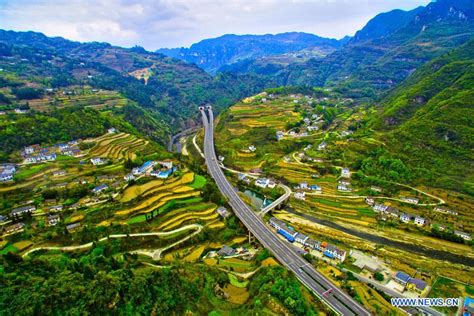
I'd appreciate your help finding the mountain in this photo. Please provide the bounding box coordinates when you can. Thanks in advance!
[373,38,474,194]
[0,29,271,153]
[283,0,474,97]
[157,32,343,73]
[219,0,474,100]
[349,7,423,44]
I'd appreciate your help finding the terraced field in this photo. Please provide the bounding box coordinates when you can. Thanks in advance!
[120,173,223,230]
[87,132,149,160]
[27,90,128,112]
[215,96,306,171]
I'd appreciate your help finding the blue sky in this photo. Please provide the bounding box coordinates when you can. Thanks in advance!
[0,0,431,50]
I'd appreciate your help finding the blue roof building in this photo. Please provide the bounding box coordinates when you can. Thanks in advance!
[394,271,412,285]
[92,184,108,194]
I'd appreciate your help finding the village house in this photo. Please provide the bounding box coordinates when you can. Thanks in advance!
[4,222,25,234]
[47,214,61,226]
[14,108,28,114]
[238,173,251,184]
[124,174,135,181]
[157,160,173,169]
[25,153,57,164]
[48,205,63,212]
[310,185,322,193]
[304,238,318,249]
[66,222,81,232]
[307,125,319,132]
[373,203,388,212]
[150,167,177,179]
[454,230,472,241]
[216,206,230,218]
[365,197,375,206]
[108,128,117,134]
[218,245,236,257]
[63,148,82,157]
[90,157,108,166]
[255,178,270,189]
[400,213,411,223]
[0,215,6,223]
[132,160,156,175]
[318,141,327,150]
[24,145,39,155]
[52,170,67,177]
[0,164,16,182]
[341,168,351,178]
[386,207,400,218]
[248,145,256,152]
[337,184,352,192]
[276,131,284,141]
[267,180,277,189]
[92,184,108,194]
[294,191,306,200]
[295,233,309,244]
[406,278,428,294]
[298,182,308,190]
[339,179,351,186]
[394,271,412,287]
[10,205,36,218]
[414,216,426,226]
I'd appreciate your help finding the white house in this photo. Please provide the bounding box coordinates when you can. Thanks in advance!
[108,128,117,134]
[318,141,327,150]
[295,233,309,245]
[248,145,256,152]
[454,230,472,241]
[341,168,351,178]
[294,191,306,200]
[373,203,388,213]
[298,182,308,190]
[124,174,135,181]
[255,178,270,189]
[337,184,352,192]
[414,216,426,226]
[216,206,231,218]
[91,157,107,166]
[400,213,411,223]
[365,197,375,206]
[157,160,173,169]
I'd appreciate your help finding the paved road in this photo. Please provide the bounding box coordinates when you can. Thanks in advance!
[23,224,202,258]
[200,106,370,316]
[258,183,292,216]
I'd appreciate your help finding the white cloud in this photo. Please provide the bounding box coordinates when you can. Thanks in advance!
[0,0,431,50]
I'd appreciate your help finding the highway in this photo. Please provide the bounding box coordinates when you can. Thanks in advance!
[200,106,370,316]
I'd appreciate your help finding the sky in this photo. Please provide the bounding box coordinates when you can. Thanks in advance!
[0,0,431,50]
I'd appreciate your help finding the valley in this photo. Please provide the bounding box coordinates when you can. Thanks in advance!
[0,0,473,314]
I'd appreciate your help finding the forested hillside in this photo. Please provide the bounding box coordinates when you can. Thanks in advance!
[0,30,276,155]
[373,39,474,194]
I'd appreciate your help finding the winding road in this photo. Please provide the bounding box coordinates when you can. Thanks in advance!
[22,224,203,259]
[200,106,370,316]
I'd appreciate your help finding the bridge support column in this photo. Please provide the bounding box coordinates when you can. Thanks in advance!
[248,231,255,244]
